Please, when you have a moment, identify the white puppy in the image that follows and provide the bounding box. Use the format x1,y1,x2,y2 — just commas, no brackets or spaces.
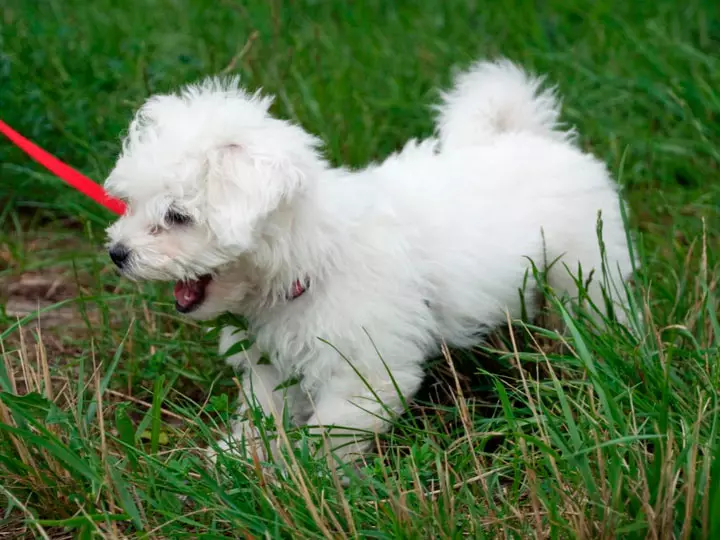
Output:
105,60,634,463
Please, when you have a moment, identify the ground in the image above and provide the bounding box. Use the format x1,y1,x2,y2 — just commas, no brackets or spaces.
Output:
1,1,719,538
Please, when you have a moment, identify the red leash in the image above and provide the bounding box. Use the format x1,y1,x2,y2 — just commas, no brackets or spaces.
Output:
0,119,126,215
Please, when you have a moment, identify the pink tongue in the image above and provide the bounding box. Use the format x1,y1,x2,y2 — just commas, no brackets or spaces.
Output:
174,279,202,308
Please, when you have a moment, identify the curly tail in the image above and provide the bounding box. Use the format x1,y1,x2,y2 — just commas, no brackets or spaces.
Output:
436,59,574,149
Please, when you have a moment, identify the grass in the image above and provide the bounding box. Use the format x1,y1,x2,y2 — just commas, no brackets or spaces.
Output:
1,0,719,537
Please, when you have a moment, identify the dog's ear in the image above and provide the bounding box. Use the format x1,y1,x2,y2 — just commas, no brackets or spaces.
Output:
204,143,307,249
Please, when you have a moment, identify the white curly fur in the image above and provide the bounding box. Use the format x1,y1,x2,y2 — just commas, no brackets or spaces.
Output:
105,59,634,463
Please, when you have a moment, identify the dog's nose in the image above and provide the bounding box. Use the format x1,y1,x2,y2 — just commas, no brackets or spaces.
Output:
109,244,130,268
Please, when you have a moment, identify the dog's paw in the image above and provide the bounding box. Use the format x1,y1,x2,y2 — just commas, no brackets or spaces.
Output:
205,420,278,464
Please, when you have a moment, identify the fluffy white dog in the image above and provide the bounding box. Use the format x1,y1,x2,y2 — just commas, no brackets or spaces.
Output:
105,59,633,463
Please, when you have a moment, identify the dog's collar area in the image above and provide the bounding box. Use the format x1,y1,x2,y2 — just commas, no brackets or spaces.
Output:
288,278,309,300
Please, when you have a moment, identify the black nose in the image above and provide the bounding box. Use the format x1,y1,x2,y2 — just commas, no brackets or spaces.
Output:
109,244,130,268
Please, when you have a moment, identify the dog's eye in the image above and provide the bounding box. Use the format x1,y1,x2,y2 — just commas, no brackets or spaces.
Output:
165,209,192,226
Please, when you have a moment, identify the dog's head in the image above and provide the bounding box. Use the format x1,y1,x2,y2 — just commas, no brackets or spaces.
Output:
104,77,325,318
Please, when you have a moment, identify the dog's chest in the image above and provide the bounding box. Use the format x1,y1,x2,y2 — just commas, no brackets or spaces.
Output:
252,304,330,382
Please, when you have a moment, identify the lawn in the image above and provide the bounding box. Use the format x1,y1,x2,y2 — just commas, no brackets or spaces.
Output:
1,0,719,537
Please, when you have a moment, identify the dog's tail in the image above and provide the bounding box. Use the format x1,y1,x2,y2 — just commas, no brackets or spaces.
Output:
435,59,574,149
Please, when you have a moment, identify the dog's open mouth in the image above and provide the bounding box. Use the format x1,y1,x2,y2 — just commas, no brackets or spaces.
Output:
173,274,212,313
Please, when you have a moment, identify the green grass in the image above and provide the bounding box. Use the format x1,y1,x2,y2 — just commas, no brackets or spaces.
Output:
1,0,719,537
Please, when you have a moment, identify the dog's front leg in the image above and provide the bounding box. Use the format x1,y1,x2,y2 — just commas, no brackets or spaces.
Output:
211,326,301,461
304,360,424,466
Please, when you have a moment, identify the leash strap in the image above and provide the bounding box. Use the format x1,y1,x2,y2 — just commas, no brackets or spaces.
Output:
0,119,126,215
